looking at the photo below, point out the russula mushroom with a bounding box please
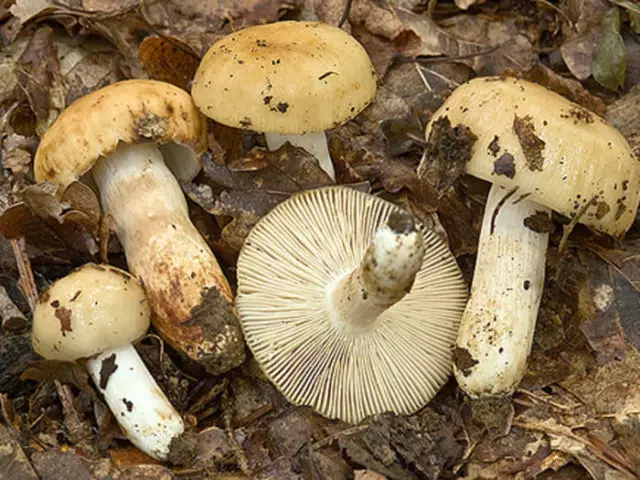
[32,264,184,460]
[191,21,377,180]
[418,76,640,398]
[236,186,468,423]
[34,80,245,375]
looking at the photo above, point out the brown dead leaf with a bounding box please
[20,359,93,394]
[31,450,117,480]
[560,0,611,80]
[138,35,200,91]
[515,63,607,117]
[184,144,333,252]
[0,424,38,480]
[336,410,465,479]
[606,84,640,159]
[108,447,160,469]
[15,25,66,136]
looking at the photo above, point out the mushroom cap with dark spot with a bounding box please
[32,264,150,361]
[34,80,208,191]
[420,76,640,237]
[192,21,377,134]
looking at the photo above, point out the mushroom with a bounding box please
[191,21,377,180]
[236,186,468,423]
[34,80,245,375]
[32,264,184,460]
[418,76,640,398]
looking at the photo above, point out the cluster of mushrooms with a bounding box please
[29,21,639,461]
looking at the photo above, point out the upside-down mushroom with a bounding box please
[236,186,468,423]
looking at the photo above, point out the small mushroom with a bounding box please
[236,186,468,423]
[418,76,640,398]
[191,21,377,180]
[34,80,245,375]
[31,264,184,460]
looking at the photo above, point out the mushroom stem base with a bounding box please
[327,214,425,331]
[265,131,335,180]
[454,185,549,398]
[86,343,184,460]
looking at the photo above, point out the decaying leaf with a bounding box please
[592,7,627,91]
[15,25,66,136]
[606,84,640,158]
[20,359,93,394]
[137,35,200,90]
[0,424,38,480]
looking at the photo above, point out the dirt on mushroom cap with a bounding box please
[191,21,377,134]
[422,76,640,237]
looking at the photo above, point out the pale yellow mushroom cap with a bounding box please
[32,264,150,361]
[34,80,208,191]
[192,21,377,134]
[420,76,640,237]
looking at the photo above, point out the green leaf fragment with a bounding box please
[592,7,627,92]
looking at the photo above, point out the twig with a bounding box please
[10,238,38,314]
[535,0,575,31]
[558,196,597,253]
[222,391,252,476]
[311,424,369,449]
[0,286,29,333]
[338,0,353,28]
[490,186,518,235]
[516,389,579,411]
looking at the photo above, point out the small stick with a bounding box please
[337,0,353,28]
[10,238,38,313]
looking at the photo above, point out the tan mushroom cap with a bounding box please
[32,264,150,362]
[34,80,208,190]
[421,76,640,237]
[192,21,377,134]
[236,187,468,423]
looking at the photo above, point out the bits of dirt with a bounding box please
[187,288,246,375]
[419,116,478,192]
[488,135,500,157]
[54,307,73,335]
[99,353,118,390]
[513,115,545,171]
[122,398,133,412]
[387,211,415,235]
[595,201,611,220]
[453,346,478,376]
[493,153,516,179]
[135,114,168,140]
[167,430,198,466]
[565,106,595,124]
[523,211,555,233]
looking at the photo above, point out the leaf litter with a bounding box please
[0,0,640,479]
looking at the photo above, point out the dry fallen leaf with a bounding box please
[137,35,200,90]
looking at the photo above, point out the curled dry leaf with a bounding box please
[137,35,200,91]
[184,143,333,251]
[0,182,100,262]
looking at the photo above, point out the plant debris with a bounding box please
[1,1,639,478]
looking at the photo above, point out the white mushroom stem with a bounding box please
[326,213,425,330]
[92,143,240,371]
[86,343,184,460]
[92,142,194,251]
[454,185,550,397]
[265,132,335,180]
